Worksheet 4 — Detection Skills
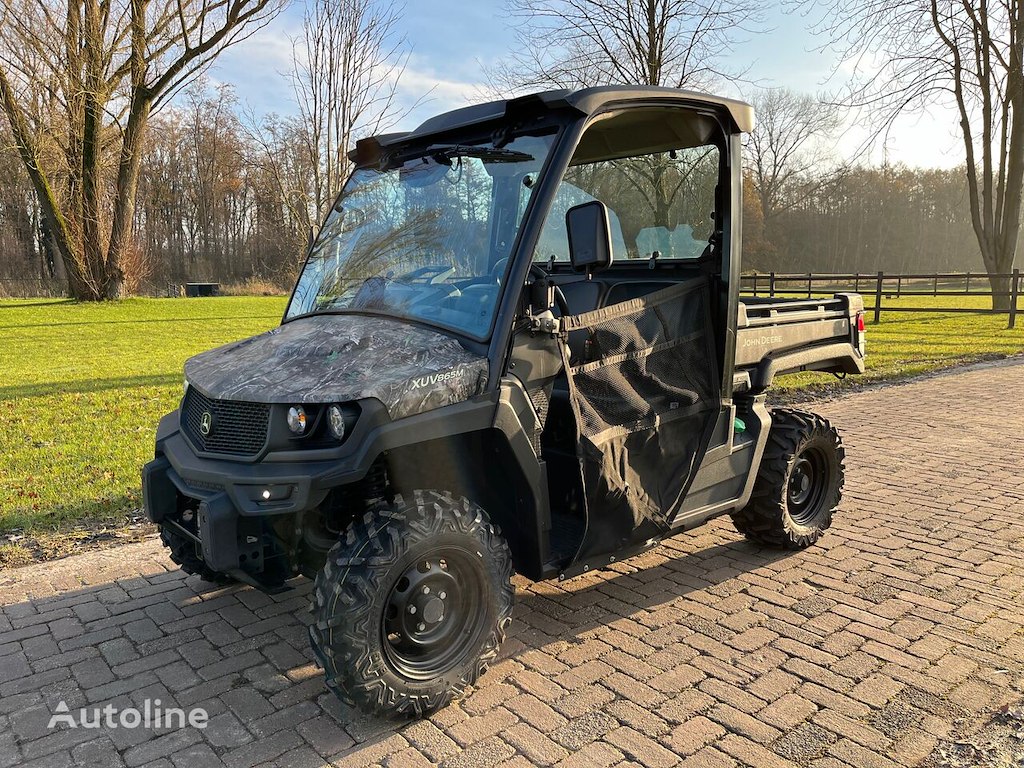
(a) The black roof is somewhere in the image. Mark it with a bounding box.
[357,86,754,160]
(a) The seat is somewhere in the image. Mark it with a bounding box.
[602,280,678,306]
[557,280,605,316]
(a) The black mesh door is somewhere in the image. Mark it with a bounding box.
[560,278,718,538]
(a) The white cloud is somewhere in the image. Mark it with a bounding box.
[194,3,969,169]
[390,59,494,130]
[211,24,494,130]
[203,19,302,115]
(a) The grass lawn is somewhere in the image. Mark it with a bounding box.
[0,293,1021,568]
[769,294,1024,391]
[0,296,286,566]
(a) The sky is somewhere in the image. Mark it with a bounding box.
[207,0,967,169]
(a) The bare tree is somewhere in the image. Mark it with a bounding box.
[4,89,987,292]
[747,88,840,232]
[137,97,310,288]
[0,0,284,300]
[490,0,763,93]
[795,0,1023,308]
[0,120,46,283]
[290,0,408,228]
[761,163,980,274]
[246,113,319,276]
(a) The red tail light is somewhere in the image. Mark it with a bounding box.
[856,312,866,332]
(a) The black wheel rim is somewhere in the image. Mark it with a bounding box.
[381,548,487,681]
[788,447,828,525]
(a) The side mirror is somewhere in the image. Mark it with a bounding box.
[565,201,613,273]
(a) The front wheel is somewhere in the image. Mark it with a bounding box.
[309,490,514,717]
[731,408,845,549]
[159,524,232,584]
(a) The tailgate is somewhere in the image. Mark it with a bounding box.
[736,304,853,367]
[735,293,866,384]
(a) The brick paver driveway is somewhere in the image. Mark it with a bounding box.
[2,360,1023,768]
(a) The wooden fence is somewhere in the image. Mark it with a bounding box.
[741,270,1022,329]
[5,269,1022,329]
[0,277,67,299]
[0,278,178,299]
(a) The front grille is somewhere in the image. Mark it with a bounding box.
[181,388,270,457]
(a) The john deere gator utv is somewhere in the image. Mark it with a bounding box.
[143,86,866,717]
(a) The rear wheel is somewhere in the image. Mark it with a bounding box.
[309,490,514,717]
[731,408,844,549]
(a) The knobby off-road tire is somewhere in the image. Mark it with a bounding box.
[159,524,232,583]
[309,490,514,717]
[731,408,845,549]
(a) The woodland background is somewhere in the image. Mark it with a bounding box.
[0,0,1016,296]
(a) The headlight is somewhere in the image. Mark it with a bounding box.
[287,405,307,434]
[183,378,190,395]
[327,405,346,440]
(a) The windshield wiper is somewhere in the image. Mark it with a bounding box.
[426,144,535,164]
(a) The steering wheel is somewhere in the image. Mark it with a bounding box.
[489,257,511,284]
[350,276,389,309]
[489,258,570,316]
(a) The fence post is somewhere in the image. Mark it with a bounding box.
[933,275,938,296]
[751,274,758,297]
[854,273,861,292]
[965,272,971,293]
[896,275,902,298]
[874,271,884,324]
[769,272,776,298]
[1010,269,1020,330]
[807,273,812,298]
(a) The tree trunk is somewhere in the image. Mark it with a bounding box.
[981,238,1016,311]
[106,97,152,299]
[0,72,96,299]
[77,0,109,300]
[105,0,152,301]
[2,0,282,300]
[989,273,1011,311]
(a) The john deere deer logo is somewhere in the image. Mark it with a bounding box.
[200,411,214,436]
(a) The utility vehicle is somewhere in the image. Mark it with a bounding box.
[143,86,866,717]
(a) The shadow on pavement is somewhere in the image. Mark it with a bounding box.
[0,531,790,767]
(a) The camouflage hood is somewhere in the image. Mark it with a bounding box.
[183,314,489,420]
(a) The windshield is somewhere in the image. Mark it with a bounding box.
[285,132,556,339]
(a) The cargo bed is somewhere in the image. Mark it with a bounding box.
[734,293,866,393]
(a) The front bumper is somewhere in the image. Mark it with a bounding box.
[141,396,499,579]
[141,411,367,575]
